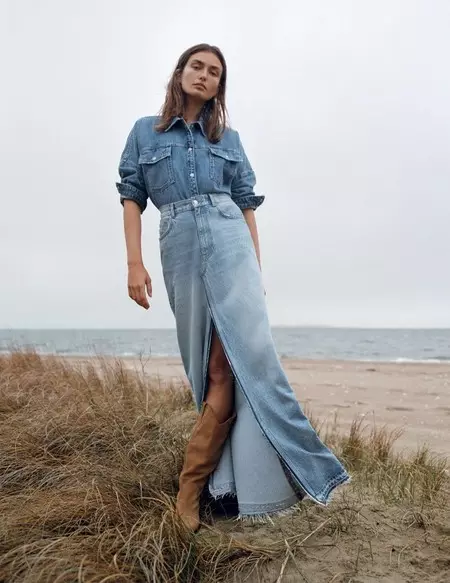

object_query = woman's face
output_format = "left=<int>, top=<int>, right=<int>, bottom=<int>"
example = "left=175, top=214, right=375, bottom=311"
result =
left=180, top=51, right=223, bottom=103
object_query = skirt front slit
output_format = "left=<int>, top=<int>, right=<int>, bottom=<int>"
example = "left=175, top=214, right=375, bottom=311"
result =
left=159, top=193, right=350, bottom=518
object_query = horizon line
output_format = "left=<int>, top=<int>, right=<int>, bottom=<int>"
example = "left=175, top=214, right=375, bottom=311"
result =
left=1, top=325, right=450, bottom=331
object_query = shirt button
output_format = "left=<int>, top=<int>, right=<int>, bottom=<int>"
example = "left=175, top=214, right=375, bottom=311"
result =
left=190, top=173, right=195, bottom=178
left=188, top=148, right=192, bottom=152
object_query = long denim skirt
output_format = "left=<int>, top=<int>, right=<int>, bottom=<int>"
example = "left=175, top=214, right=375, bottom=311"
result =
left=159, top=193, right=350, bottom=518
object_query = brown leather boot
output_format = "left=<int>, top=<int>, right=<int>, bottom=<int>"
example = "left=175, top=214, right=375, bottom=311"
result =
left=176, top=401, right=236, bottom=532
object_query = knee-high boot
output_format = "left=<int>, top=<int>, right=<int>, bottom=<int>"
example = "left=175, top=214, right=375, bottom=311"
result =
left=176, top=401, right=237, bottom=531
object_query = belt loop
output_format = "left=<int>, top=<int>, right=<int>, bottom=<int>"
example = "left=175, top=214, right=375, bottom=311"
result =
left=208, top=193, right=217, bottom=206
left=170, top=203, right=175, bottom=218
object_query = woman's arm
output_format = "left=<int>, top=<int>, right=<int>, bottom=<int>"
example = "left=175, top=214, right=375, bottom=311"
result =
left=116, top=122, right=152, bottom=309
left=242, top=208, right=261, bottom=270
left=230, top=132, right=265, bottom=271
left=123, top=199, right=152, bottom=309
left=123, top=199, right=144, bottom=267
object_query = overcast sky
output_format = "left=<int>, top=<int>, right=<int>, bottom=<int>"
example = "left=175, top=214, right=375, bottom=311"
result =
left=1, top=0, right=450, bottom=329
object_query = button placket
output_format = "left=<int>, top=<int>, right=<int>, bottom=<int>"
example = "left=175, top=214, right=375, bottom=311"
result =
left=186, top=126, right=199, bottom=197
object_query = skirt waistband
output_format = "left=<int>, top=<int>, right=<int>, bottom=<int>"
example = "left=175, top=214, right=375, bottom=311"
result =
left=159, top=193, right=230, bottom=217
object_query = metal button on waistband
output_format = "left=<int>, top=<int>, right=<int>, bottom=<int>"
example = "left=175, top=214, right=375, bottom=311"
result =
left=192, top=199, right=198, bottom=207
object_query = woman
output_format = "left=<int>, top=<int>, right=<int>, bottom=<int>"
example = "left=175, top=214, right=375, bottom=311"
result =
left=116, top=44, right=350, bottom=532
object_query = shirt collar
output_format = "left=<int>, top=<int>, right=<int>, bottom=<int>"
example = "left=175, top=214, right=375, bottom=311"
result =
left=164, top=114, right=207, bottom=138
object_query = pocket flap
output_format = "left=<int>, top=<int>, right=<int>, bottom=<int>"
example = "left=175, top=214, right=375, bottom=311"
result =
left=139, top=146, right=171, bottom=164
left=209, top=147, right=243, bottom=163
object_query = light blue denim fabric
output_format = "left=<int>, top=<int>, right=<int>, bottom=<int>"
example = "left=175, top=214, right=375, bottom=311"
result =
left=116, top=116, right=265, bottom=213
left=157, top=194, right=350, bottom=514
left=116, top=118, right=350, bottom=516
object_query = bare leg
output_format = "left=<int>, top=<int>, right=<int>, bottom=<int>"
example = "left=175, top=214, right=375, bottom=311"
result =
left=205, top=325, right=235, bottom=422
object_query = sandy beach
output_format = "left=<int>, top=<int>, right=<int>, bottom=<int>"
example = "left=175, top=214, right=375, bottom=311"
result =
left=2, top=352, right=449, bottom=582
left=67, top=356, right=450, bottom=457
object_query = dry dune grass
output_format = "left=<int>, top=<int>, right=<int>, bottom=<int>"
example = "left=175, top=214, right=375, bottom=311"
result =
left=0, top=351, right=448, bottom=583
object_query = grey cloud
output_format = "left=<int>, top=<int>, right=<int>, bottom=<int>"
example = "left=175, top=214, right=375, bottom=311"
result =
left=1, top=0, right=449, bottom=328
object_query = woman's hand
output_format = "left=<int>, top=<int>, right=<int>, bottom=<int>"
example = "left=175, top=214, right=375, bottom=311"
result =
left=128, top=263, right=152, bottom=309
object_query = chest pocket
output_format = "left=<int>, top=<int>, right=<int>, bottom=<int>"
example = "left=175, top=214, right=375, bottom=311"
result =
left=139, top=146, right=175, bottom=194
left=209, top=147, right=243, bottom=188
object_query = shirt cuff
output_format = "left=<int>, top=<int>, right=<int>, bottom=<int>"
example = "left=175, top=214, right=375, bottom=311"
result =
left=116, top=182, right=148, bottom=213
left=233, top=195, right=265, bottom=211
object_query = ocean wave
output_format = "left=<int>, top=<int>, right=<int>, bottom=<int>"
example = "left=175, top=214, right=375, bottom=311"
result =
left=393, top=357, right=448, bottom=364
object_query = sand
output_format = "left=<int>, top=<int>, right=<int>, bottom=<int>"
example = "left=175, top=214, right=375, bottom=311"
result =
left=32, top=355, right=450, bottom=581
left=68, top=356, right=450, bottom=457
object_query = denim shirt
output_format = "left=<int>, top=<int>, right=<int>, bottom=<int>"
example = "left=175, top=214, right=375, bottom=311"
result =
left=116, top=116, right=265, bottom=213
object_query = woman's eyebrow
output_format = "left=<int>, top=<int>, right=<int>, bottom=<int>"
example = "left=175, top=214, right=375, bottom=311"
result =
left=191, top=58, right=221, bottom=72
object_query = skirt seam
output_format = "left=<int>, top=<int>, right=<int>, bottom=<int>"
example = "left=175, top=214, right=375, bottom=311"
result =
left=201, top=271, right=325, bottom=504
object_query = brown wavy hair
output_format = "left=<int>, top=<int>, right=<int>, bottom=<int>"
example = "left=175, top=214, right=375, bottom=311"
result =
left=155, top=44, right=228, bottom=143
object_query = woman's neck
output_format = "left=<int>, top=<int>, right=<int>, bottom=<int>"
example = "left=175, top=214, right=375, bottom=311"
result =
left=183, top=100, right=204, bottom=124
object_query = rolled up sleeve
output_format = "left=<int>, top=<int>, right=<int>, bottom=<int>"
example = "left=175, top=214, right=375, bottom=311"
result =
left=115, top=121, right=148, bottom=213
left=231, top=132, right=265, bottom=211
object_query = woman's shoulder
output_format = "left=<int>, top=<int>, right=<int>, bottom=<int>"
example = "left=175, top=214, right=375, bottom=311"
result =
left=133, top=115, right=161, bottom=132
left=129, top=116, right=164, bottom=151
left=217, top=125, right=241, bottom=150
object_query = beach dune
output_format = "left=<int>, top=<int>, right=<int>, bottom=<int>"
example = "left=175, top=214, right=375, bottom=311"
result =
left=67, top=356, right=450, bottom=457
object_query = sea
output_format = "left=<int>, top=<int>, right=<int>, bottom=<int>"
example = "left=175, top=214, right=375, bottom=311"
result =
left=1, top=328, right=450, bottom=363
